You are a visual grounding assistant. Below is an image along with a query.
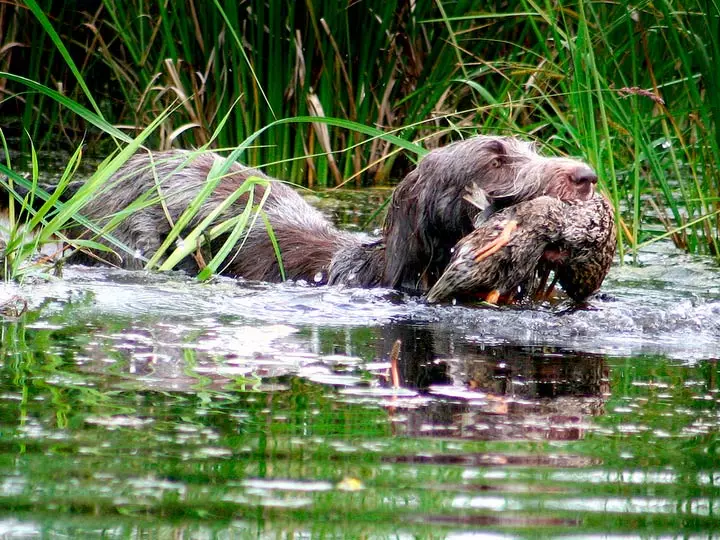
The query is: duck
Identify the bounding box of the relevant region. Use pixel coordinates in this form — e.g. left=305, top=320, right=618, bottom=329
left=425, top=191, right=616, bottom=305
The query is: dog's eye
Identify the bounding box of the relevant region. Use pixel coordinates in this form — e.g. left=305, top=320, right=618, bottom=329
left=491, top=158, right=503, bottom=168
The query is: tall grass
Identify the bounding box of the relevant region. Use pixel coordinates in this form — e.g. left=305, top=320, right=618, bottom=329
left=1, top=0, right=718, bottom=262
left=0, top=70, right=427, bottom=282
left=0, top=98, right=171, bottom=280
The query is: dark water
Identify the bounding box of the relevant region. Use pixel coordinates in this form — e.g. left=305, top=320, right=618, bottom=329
left=1, top=191, right=720, bottom=538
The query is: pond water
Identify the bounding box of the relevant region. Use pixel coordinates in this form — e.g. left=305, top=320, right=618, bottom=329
left=1, top=189, right=719, bottom=538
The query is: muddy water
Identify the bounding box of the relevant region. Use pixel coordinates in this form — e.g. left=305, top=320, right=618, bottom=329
left=1, top=189, right=719, bottom=537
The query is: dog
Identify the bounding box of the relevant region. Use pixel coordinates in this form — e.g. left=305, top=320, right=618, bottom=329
left=59, top=135, right=599, bottom=295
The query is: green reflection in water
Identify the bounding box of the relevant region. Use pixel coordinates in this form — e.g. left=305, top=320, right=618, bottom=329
left=1, top=310, right=719, bottom=538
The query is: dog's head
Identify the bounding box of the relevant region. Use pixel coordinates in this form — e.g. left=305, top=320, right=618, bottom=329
left=382, top=136, right=599, bottom=292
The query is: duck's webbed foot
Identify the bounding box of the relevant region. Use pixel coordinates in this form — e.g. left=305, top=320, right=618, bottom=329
left=479, top=289, right=518, bottom=306
left=531, top=267, right=558, bottom=302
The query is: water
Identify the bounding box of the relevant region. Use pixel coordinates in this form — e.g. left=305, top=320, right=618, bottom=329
left=1, top=190, right=719, bottom=538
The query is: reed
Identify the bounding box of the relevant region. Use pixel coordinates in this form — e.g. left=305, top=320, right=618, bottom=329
left=1, top=0, right=718, bottom=263
left=0, top=74, right=427, bottom=281
left=0, top=95, right=171, bottom=280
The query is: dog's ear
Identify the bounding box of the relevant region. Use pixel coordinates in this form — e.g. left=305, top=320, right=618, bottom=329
left=383, top=169, right=425, bottom=290
left=382, top=149, right=482, bottom=292
left=384, top=138, right=527, bottom=293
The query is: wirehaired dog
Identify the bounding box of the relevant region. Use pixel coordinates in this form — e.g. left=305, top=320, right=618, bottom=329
left=65, top=135, right=600, bottom=296
left=382, top=136, right=598, bottom=291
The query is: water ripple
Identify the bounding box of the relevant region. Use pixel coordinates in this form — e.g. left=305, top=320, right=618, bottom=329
left=15, top=243, right=720, bottom=360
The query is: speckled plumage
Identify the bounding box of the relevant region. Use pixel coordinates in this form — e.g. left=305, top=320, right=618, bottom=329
left=425, top=197, right=566, bottom=303
left=552, top=196, right=617, bottom=302
left=425, top=195, right=616, bottom=304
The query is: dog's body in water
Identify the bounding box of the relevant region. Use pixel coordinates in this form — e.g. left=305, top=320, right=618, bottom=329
left=66, top=135, right=608, bottom=298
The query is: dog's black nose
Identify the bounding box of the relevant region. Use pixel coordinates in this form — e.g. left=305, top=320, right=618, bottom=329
left=572, top=166, right=598, bottom=185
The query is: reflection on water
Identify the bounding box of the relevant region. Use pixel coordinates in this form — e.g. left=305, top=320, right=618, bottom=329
left=1, top=193, right=719, bottom=537
left=378, top=326, right=608, bottom=443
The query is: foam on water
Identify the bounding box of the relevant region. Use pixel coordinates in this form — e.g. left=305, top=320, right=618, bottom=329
left=5, top=242, right=718, bottom=361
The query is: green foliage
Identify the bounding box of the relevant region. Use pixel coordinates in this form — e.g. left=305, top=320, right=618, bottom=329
left=0, top=81, right=427, bottom=282
left=1, top=0, right=718, bottom=261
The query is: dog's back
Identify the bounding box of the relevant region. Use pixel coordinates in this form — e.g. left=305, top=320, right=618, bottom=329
left=69, top=150, right=351, bottom=282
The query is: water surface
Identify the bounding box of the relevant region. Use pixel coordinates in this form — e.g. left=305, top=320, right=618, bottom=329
left=1, top=190, right=719, bottom=538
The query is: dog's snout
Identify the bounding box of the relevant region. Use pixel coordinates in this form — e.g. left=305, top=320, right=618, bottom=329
left=572, top=166, right=598, bottom=185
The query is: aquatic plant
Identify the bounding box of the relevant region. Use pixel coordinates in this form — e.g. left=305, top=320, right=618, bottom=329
left=1, top=0, right=718, bottom=262
left=0, top=123, right=156, bottom=280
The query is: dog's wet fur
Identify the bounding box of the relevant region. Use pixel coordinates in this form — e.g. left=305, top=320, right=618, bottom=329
left=61, top=135, right=599, bottom=294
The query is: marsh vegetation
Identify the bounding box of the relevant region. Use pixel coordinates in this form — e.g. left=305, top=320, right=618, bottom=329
left=0, top=0, right=718, bottom=278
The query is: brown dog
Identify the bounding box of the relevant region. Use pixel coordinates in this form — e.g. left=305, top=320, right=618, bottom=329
left=67, top=136, right=598, bottom=295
